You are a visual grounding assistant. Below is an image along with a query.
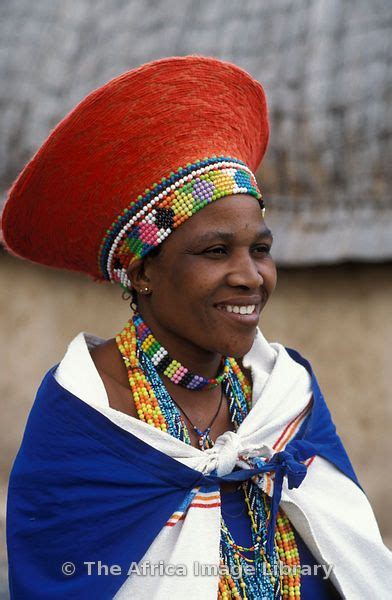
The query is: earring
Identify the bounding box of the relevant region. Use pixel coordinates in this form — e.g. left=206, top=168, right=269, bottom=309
left=121, top=289, right=132, bottom=301
left=139, top=286, right=151, bottom=294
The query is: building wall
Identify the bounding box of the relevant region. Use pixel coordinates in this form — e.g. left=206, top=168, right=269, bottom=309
left=1, top=251, right=391, bottom=549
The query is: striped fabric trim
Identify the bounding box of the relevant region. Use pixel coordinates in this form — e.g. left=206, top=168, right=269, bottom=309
left=264, top=399, right=314, bottom=496
left=166, top=511, right=186, bottom=527
left=165, top=487, right=221, bottom=527
left=273, top=399, right=313, bottom=452
left=165, top=486, right=199, bottom=527
left=190, top=491, right=221, bottom=509
left=305, top=455, right=316, bottom=468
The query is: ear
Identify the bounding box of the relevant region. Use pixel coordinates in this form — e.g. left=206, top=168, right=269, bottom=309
left=126, top=258, right=151, bottom=293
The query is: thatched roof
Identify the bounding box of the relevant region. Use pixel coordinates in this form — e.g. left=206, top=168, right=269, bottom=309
left=1, top=0, right=391, bottom=264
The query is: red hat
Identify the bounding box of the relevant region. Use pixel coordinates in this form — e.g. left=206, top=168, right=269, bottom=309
left=1, top=56, right=269, bottom=289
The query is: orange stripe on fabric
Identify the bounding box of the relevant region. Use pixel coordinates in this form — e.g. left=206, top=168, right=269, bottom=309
left=190, top=502, right=221, bottom=509
left=273, top=404, right=309, bottom=450
left=166, top=513, right=182, bottom=521
left=273, top=400, right=312, bottom=452
left=274, top=416, right=303, bottom=451
left=166, top=515, right=185, bottom=527
left=193, top=493, right=220, bottom=502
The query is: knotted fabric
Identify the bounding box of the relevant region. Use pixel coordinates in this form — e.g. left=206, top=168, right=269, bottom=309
left=200, top=435, right=309, bottom=555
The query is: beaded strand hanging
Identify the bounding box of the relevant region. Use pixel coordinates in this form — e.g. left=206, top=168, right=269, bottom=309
left=116, top=313, right=301, bottom=600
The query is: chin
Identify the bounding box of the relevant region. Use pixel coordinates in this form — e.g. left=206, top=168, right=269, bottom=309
left=216, top=331, right=257, bottom=359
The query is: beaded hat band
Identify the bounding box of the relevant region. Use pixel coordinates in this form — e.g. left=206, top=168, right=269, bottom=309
left=101, top=156, right=264, bottom=289
left=2, top=56, right=269, bottom=284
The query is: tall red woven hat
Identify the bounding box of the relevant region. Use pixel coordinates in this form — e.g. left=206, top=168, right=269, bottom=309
left=1, top=56, right=269, bottom=289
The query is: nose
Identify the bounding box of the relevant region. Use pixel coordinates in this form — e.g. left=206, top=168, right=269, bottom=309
left=226, top=251, right=264, bottom=289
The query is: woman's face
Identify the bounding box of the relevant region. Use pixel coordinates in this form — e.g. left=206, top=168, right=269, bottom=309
left=131, top=194, right=277, bottom=360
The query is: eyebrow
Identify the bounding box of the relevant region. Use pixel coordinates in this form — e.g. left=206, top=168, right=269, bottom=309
left=194, top=227, right=274, bottom=244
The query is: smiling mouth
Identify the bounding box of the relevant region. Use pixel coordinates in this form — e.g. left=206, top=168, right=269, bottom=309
left=216, top=304, right=256, bottom=315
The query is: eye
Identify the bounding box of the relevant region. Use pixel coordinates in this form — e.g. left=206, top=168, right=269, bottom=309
left=203, top=245, right=227, bottom=255
left=252, top=244, right=271, bottom=255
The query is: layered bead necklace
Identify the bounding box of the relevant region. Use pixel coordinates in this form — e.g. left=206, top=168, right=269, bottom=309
left=116, top=313, right=301, bottom=600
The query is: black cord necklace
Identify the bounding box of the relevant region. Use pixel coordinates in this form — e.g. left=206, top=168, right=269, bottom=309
left=170, top=386, right=224, bottom=449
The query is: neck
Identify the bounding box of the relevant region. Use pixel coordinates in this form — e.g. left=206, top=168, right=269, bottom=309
left=135, top=308, right=223, bottom=379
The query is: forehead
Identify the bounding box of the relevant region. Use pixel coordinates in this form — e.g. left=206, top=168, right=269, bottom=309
left=171, top=194, right=267, bottom=240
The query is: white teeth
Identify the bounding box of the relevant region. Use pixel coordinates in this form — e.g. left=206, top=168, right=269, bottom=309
left=220, top=304, right=256, bottom=315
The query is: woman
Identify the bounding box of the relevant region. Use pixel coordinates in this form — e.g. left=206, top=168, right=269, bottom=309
left=3, top=56, right=391, bottom=600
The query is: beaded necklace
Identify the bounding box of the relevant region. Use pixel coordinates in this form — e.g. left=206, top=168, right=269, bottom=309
left=116, top=314, right=301, bottom=600
left=133, top=312, right=230, bottom=390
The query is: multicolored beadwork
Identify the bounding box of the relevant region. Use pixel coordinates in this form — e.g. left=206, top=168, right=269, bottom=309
left=219, top=497, right=301, bottom=600
left=219, top=485, right=278, bottom=598
left=133, top=312, right=230, bottom=390
left=275, top=511, right=301, bottom=599
left=99, top=156, right=264, bottom=289
left=115, top=314, right=301, bottom=600
left=116, top=323, right=168, bottom=432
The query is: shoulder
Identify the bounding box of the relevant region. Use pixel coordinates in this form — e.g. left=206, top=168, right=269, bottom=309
left=89, top=338, right=121, bottom=375
left=90, top=339, right=137, bottom=417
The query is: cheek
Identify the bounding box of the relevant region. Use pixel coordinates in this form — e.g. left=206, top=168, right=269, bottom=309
left=264, top=261, right=277, bottom=293
left=160, top=258, right=218, bottom=301
left=151, top=263, right=208, bottom=313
